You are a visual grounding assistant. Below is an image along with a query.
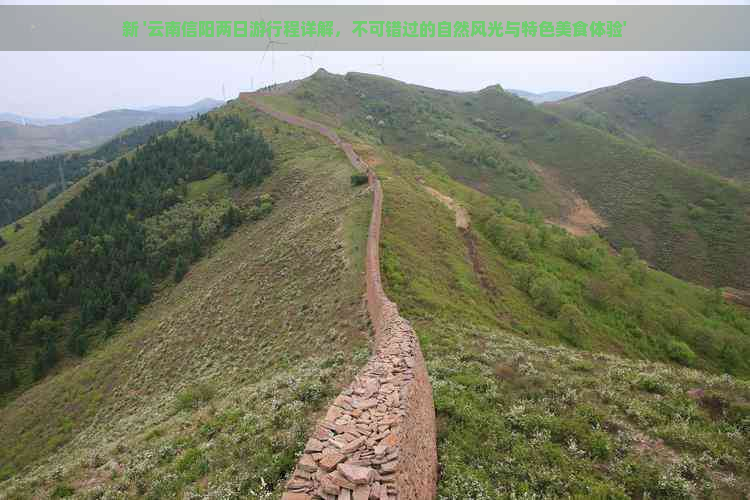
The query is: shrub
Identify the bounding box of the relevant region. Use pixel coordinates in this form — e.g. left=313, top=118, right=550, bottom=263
left=636, top=375, right=669, bottom=395
left=512, top=264, right=538, bottom=293
left=621, top=247, right=638, bottom=267
left=529, top=276, right=563, bottom=316
left=174, top=255, right=188, bottom=283
left=586, top=278, right=618, bottom=310
left=664, top=308, right=691, bottom=335
left=561, top=236, right=600, bottom=269
left=629, top=260, right=648, bottom=285
left=559, top=303, right=588, bottom=345
left=666, top=339, right=696, bottom=366
left=50, top=485, right=75, bottom=498
left=503, top=234, right=531, bottom=262
left=350, top=173, right=369, bottom=186
left=175, top=381, right=216, bottom=411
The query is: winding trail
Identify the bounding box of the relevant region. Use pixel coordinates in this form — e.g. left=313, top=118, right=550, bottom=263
left=241, top=94, right=438, bottom=500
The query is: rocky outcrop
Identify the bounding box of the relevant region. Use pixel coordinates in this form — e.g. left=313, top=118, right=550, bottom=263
left=240, top=94, right=437, bottom=500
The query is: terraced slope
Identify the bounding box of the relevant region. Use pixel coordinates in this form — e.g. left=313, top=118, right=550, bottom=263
left=548, top=76, right=750, bottom=181
left=0, top=103, right=372, bottom=498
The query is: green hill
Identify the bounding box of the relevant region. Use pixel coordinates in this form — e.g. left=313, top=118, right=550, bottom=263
left=0, top=101, right=371, bottom=497
left=255, top=70, right=750, bottom=290
left=548, top=76, right=750, bottom=181
left=360, top=136, right=750, bottom=498
left=2, top=75, right=750, bottom=499
left=0, top=120, right=180, bottom=229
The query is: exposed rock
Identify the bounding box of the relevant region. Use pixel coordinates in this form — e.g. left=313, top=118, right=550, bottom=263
left=337, top=463, right=375, bottom=485
left=319, top=451, right=346, bottom=472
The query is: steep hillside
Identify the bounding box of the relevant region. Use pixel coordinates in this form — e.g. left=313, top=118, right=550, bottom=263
left=548, top=76, right=750, bottom=181
left=369, top=142, right=750, bottom=498
left=255, top=70, right=750, bottom=290
left=0, top=120, right=179, bottom=228
left=0, top=101, right=372, bottom=498
left=240, top=89, right=750, bottom=496
left=0, top=99, right=222, bottom=161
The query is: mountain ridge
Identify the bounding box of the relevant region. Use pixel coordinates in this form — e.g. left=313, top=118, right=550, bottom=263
left=0, top=99, right=224, bottom=161
left=548, top=75, right=750, bottom=180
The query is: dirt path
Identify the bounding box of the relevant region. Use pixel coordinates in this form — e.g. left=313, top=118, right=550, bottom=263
left=422, top=186, right=470, bottom=230
left=420, top=182, right=496, bottom=296
left=528, top=161, right=607, bottom=236
left=241, top=94, right=438, bottom=500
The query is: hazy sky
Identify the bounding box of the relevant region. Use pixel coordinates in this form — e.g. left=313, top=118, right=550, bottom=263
left=2, top=0, right=749, bottom=117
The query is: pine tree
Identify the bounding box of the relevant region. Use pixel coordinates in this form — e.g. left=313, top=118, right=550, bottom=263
left=174, top=256, right=188, bottom=283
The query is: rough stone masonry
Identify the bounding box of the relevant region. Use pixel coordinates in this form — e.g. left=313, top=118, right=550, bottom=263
left=241, top=93, right=438, bottom=500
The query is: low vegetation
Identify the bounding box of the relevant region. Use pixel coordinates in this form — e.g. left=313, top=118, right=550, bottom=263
left=0, top=102, right=372, bottom=498
left=258, top=70, right=750, bottom=291
left=549, top=76, right=750, bottom=181
left=368, top=144, right=750, bottom=496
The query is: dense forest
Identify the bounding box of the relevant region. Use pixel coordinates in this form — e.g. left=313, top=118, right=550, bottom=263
left=0, top=114, right=274, bottom=396
left=0, top=121, right=180, bottom=228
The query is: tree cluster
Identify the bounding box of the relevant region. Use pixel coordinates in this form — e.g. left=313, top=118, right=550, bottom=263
left=0, top=116, right=273, bottom=395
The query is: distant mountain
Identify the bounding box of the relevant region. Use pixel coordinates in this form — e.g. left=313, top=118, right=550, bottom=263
left=507, top=89, right=577, bottom=104
left=547, top=76, right=750, bottom=180
left=0, top=113, right=80, bottom=126
left=141, top=98, right=225, bottom=115
left=0, top=99, right=224, bottom=161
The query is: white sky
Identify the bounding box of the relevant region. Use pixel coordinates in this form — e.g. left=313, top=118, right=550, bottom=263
left=1, top=0, right=749, bottom=117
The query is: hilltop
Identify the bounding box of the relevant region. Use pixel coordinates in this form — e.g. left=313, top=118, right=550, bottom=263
left=253, top=70, right=750, bottom=290
left=548, top=76, right=750, bottom=181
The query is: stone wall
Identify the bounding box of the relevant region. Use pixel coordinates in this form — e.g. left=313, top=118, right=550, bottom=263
left=240, top=94, right=438, bottom=500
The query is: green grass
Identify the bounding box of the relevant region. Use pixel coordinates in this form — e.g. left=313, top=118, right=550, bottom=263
left=259, top=70, right=750, bottom=291
left=549, top=76, right=750, bottom=181
left=0, top=104, right=371, bottom=498
left=186, top=172, right=230, bottom=201
left=369, top=144, right=750, bottom=497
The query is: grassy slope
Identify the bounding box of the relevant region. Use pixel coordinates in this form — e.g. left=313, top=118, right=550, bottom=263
left=372, top=147, right=750, bottom=498
left=548, top=76, right=750, bottom=181
left=258, top=70, right=750, bottom=290
left=251, top=89, right=750, bottom=495
left=0, top=102, right=372, bottom=498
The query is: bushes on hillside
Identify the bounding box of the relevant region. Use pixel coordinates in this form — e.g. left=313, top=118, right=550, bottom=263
left=561, top=236, right=602, bottom=270
left=667, top=339, right=697, bottom=366
left=174, top=256, right=188, bottom=283
left=351, top=174, right=369, bottom=186
left=513, top=265, right=563, bottom=317
left=559, top=303, right=588, bottom=346
left=529, top=275, right=564, bottom=316
left=485, top=215, right=532, bottom=262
